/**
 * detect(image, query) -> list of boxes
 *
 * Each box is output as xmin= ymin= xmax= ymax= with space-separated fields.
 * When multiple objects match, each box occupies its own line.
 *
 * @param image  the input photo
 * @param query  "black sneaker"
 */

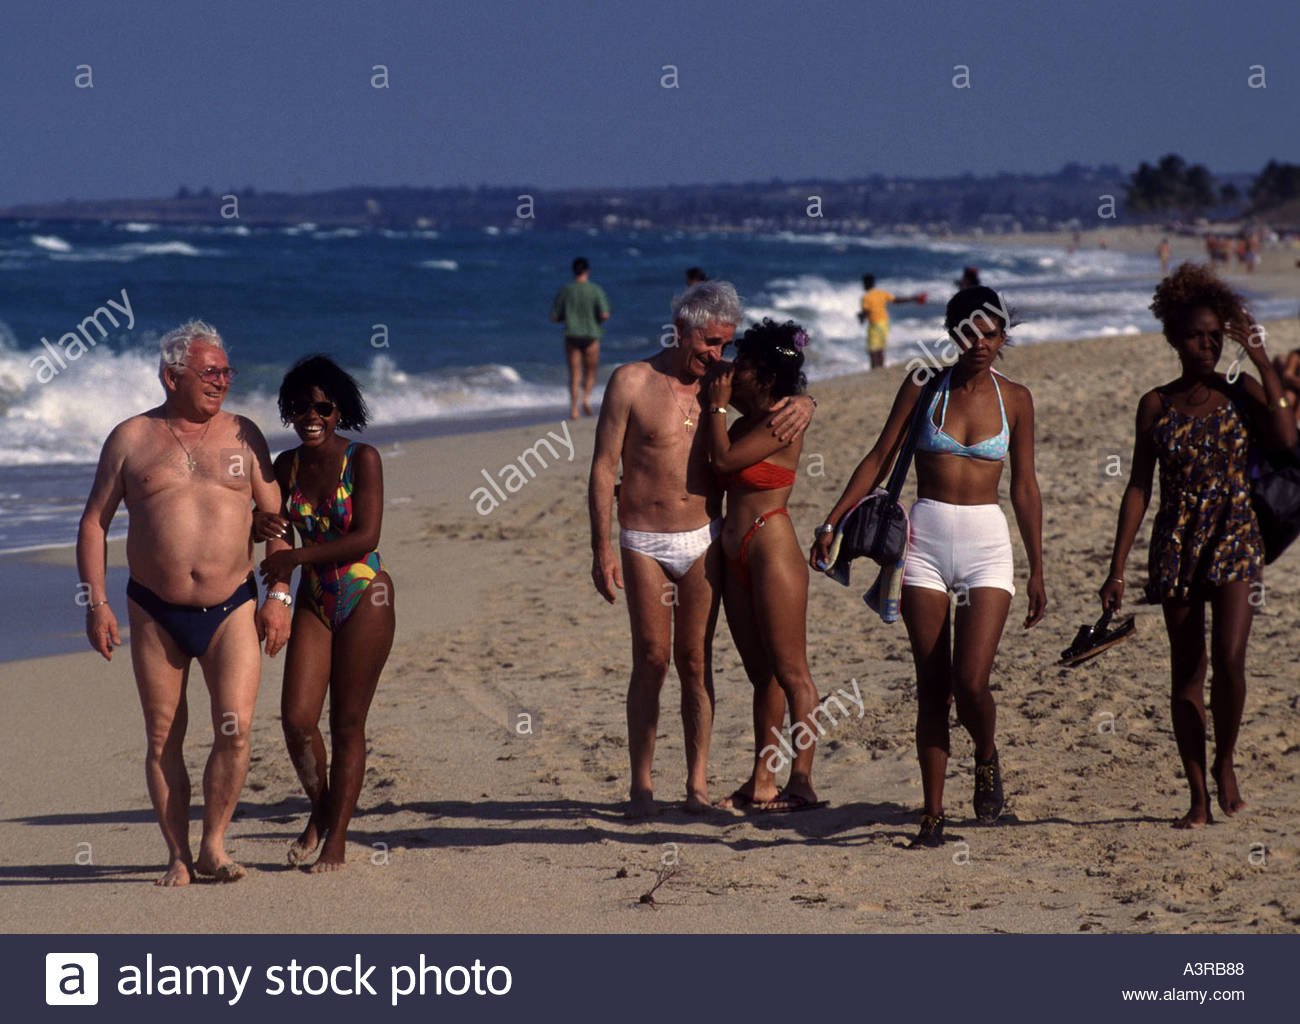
xmin=974 ymin=751 xmax=1004 ymax=823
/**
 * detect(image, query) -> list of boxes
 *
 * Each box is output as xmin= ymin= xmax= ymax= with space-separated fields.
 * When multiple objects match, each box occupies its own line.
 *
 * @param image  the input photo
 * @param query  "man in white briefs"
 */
xmin=588 ymin=282 xmax=815 ymax=816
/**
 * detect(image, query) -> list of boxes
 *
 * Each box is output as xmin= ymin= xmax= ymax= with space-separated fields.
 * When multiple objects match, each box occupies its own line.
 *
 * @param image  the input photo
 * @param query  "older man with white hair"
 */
xmin=588 ymin=282 xmax=815 ymax=816
xmin=77 ymin=320 xmax=291 ymax=885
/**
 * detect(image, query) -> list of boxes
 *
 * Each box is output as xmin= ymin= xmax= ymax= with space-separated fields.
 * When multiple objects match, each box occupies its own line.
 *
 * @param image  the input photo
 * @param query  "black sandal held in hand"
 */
xmin=973 ymin=751 xmax=1004 ymax=823
xmin=1059 ymin=609 xmax=1135 ymax=667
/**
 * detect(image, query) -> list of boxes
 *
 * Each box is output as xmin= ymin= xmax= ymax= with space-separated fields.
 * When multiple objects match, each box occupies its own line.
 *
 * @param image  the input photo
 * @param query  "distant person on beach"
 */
xmin=551 ymin=257 xmax=611 ymax=420
xmin=587 ymin=281 xmax=815 ymax=816
xmin=1157 ymin=238 xmax=1172 ymax=276
xmin=253 ymin=356 xmax=396 ymax=871
xmin=813 ymin=287 xmax=1046 ymax=847
xmin=1101 ymin=264 xmax=1296 ymax=828
xmin=685 ymin=267 xmax=708 ymax=286
xmin=858 ymin=273 xmax=926 ymax=370
xmin=955 ymin=266 xmax=981 ymax=290
xmin=76 ymin=320 xmax=292 ymax=886
xmin=708 ymin=319 xmax=824 ymax=812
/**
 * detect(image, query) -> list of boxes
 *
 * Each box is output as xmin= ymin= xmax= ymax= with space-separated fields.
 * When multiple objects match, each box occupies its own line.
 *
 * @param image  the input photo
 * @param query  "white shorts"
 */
xmin=902 ymin=499 xmax=1015 ymax=596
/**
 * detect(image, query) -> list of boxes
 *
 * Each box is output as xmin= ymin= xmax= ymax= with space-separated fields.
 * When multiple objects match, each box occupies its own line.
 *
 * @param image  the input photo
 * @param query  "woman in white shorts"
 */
xmin=811 ymin=286 xmax=1047 ymax=847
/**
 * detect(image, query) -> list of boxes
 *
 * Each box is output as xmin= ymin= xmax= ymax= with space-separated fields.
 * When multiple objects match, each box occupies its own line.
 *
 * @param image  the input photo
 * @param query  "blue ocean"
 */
xmin=0 ymin=218 xmax=1290 ymax=553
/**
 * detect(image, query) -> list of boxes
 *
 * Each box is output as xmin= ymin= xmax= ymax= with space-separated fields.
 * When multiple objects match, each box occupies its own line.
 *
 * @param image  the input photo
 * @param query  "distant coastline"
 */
xmin=1 ymin=165 xmax=1272 ymax=235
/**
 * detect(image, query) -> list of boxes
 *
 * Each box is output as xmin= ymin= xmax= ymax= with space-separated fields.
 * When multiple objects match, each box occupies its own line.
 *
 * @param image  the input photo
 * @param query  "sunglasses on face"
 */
xmin=289 ymin=400 xmax=337 ymax=419
xmin=184 ymin=365 xmax=237 ymax=383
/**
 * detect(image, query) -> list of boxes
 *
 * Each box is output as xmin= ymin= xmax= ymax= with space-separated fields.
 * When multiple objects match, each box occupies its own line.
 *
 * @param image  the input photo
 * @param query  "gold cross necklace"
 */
xmin=165 ymin=415 xmax=211 ymax=472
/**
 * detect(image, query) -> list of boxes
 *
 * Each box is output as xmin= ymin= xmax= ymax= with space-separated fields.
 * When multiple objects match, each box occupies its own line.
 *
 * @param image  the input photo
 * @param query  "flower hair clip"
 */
xmin=775 ymin=328 xmax=809 ymax=357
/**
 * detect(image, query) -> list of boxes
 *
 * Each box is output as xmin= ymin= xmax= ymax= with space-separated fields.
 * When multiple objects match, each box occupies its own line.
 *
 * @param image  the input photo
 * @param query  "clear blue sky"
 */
xmin=1 ymin=0 xmax=1296 ymax=203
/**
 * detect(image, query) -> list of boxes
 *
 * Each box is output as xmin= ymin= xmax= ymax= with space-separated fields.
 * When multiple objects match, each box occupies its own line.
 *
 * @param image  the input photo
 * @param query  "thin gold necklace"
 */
xmin=165 ymin=415 xmax=211 ymax=472
xmin=662 ymin=372 xmax=698 ymax=430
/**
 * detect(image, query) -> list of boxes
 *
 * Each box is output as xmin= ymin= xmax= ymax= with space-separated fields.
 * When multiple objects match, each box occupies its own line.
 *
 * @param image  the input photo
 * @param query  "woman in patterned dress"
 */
xmin=256 ymin=356 xmax=396 ymax=870
xmin=1101 ymin=265 xmax=1296 ymax=828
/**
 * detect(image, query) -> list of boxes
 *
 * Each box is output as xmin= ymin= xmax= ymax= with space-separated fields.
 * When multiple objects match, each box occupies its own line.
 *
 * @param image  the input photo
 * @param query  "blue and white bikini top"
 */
xmin=915 ymin=368 xmax=1010 ymax=462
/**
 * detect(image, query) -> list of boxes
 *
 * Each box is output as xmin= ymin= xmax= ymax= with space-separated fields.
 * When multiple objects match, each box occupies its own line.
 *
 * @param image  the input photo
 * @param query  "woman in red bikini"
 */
xmin=707 ymin=319 xmax=824 ymax=812
xmin=255 ymin=355 xmax=396 ymax=871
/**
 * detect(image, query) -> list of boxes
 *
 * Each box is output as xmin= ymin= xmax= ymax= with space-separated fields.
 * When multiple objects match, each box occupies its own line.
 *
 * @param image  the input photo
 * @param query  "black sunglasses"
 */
xmin=289 ymin=400 xmax=337 ymax=418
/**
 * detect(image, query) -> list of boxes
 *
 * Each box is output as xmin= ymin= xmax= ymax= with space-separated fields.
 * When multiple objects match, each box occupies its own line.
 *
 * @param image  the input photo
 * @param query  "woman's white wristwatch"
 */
xmin=266 ymin=590 xmax=293 ymax=608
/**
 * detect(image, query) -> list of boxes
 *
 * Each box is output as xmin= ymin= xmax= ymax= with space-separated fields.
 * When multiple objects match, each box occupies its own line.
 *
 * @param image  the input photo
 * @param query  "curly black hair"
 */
xmin=1150 ymin=262 xmax=1247 ymax=341
xmin=278 ymin=355 xmax=370 ymax=430
xmin=734 ymin=318 xmax=807 ymax=399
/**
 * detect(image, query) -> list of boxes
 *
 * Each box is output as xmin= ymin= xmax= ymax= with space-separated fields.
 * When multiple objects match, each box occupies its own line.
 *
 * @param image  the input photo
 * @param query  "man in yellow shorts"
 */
xmin=858 ymin=273 xmax=926 ymax=369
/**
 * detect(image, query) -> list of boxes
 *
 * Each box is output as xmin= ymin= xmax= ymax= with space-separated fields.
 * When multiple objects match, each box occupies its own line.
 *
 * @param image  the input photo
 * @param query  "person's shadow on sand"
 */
xmin=1 ymin=800 xmax=1171 ymax=883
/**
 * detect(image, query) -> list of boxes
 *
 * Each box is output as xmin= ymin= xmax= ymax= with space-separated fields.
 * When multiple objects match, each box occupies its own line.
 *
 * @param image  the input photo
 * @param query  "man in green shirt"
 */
xmin=551 ymin=257 xmax=611 ymax=418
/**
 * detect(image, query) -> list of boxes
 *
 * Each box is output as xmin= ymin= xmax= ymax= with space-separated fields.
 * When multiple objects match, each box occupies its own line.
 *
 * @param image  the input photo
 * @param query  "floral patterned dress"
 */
xmin=1145 ymin=389 xmax=1262 ymax=603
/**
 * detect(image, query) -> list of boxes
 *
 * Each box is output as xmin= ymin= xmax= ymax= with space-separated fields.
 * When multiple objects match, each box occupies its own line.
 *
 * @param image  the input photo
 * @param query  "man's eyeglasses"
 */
xmin=289 ymin=400 xmax=338 ymax=419
xmin=183 ymin=365 xmax=238 ymax=383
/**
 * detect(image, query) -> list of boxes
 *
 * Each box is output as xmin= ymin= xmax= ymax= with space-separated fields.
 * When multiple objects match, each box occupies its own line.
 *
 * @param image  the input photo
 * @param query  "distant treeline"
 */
xmin=1126 ymin=154 xmax=1300 ymax=216
xmin=3 ymin=159 xmax=1297 ymax=232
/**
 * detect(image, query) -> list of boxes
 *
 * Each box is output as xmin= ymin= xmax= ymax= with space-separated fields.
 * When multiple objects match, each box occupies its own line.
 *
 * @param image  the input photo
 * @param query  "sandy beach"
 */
xmin=2 ymin=239 xmax=1299 ymax=934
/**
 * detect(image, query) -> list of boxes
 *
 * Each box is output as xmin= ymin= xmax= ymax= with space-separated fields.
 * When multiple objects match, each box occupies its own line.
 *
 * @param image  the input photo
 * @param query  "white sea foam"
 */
xmin=45 ymin=240 xmax=211 ymax=263
xmin=419 ymin=259 xmax=459 ymax=271
xmin=30 ymin=234 xmax=72 ymax=253
xmin=119 ymin=240 xmax=205 ymax=256
xmin=745 ymin=260 xmax=1175 ymax=380
xmin=312 ymin=228 xmax=362 ymax=239
xmin=119 ymin=222 xmax=158 ymax=233
xmin=0 ymin=344 xmax=567 ymax=467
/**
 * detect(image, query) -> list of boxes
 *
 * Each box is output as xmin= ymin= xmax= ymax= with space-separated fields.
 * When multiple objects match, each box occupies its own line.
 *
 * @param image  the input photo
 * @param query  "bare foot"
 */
xmin=155 ymin=857 xmax=193 ymax=888
xmin=1213 ymin=761 xmax=1247 ymax=816
xmin=569 ymin=407 xmax=581 ymax=421
xmin=625 ymin=791 xmax=658 ymax=819
xmin=287 ymin=823 xmax=323 ymax=866
xmin=308 ymin=853 xmax=346 ymax=874
xmin=683 ymin=789 xmax=713 ymax=814
xmin=582 ymin=402 xmax=594 ymax=417
xmin=195 ymin=856 xmax=247 ymax=883
xmin=1173 ymin=803 xmax=1212 ymax=829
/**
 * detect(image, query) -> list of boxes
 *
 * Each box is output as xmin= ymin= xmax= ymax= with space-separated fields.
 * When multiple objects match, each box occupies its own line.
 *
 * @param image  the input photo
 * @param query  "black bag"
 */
xmin=1228 ymin=381 xmax=1300 ymax=564
xmin=837 ymin=377 xmax=938 ymax=567
xmin=1248 ymin=443 xmax=1300 ymax=564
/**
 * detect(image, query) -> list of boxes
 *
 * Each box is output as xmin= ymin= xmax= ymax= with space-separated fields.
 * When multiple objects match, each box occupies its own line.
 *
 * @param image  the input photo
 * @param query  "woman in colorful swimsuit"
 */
xmin=811 ymin=287 xmax=1046 ymax=847
xmin=256 ymin=355 xmax=396 ymax=871
xmin=708 ymin=319 xmax=824 ymax=812
xmin=1101 ymin=265 xmax=1296 ymax=828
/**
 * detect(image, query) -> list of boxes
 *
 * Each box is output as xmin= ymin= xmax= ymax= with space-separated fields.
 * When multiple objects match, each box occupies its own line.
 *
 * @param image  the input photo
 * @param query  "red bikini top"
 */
xmin=728 ymin=460 xmax=796 ymax=491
